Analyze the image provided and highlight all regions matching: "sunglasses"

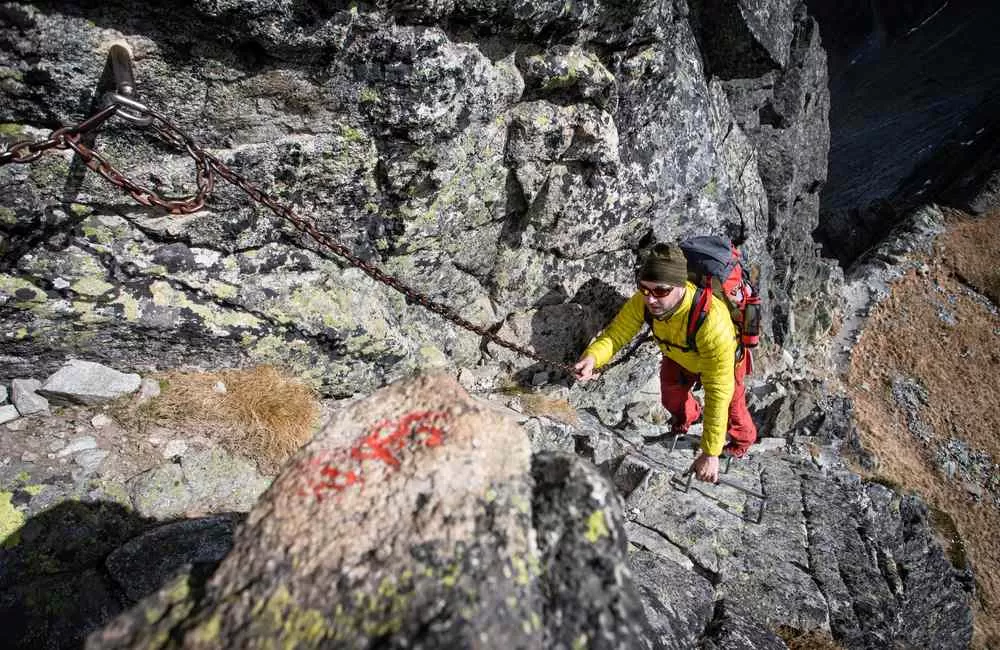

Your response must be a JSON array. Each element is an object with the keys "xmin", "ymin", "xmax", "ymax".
[{"xmin": 638, "ymin": 284, "xmax": 676, "ymax": 298}]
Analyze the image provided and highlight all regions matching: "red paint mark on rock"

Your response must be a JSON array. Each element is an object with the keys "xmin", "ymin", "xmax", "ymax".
[{"xmin": 298, "ymin": 410, "xmax": 450, "ymax": 501}]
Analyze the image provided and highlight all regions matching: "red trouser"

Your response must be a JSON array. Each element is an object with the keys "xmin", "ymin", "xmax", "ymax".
[{"xmin": 658, "ymin": 353, "xmax": 757, "ymax": 452}]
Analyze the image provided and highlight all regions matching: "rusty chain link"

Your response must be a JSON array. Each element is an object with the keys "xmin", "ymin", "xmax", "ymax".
[{"xmin": 0, "ymin": 94, "xmax": 577, "ymax": 376}]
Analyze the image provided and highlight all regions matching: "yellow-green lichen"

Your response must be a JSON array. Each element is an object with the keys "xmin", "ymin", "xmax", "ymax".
[
  {"xmin": 206, "ymin": 281, "xmax": 239, "ymax": 300},
  {"xmin": 23, "ymin": 485, "xmax": 44, "ymax": 496},
  {"xmin": 188, "ymin": 613, "xmax": 222, "ymax": 643},
  {"xmin": 572, "ymin": 633, "xmax": 589, "ymax": 650},
  {"xmin": 112, "ymin": 292, "xmax": 141, "ymax": 321},
  {"xmin": 0, "ymin": 492, "xmax": 25, "ymax": 548},
  {"xmin": 68, "ymin": 203, "xmax": 92, "ymax": 217},
  {"xmin": 584, "ymin": 509, "xmax": 609, "ymax": 543},
  {"xmin": 81, "ymin": 214, "xmax": 131, "ymax": 243},
  {"xmin": 527, "ymin": 552, "xmax": 542, "ymax": 578},
  {"xmin": 538, "ymin": 51, "xmax": 595, "ymax": 92},
  {"xmin": 703, "ymin": 177, "xmax": 718, "ymax": 198},
  {"xmin": 245, "ymin": 334, "xmax": 325, "ymax": 388},
  {"xmin": 0, "ymin": 121, "xmax": 24, "ymax": 135},
  {"xmin": 88, "ymin": 479, "xmax": 130, "ymax": 506},
  {"xmin": 441, "ymin": 562, "xmax": 461, "ymax": 588},
  {"xmin": 140, "ymin": 574, "xmax": 193, "ymax": 628},
  {"xmin": 0, "ymin": 207, "xmax": 16, "ymax": 225},
  {"xmin": 28, "ymin": 155, "xmax": 70, "ymax": 188},
  {"xmin": 340, "ymin": 124, "xmax": 364, "ymax": 142},
  {"xmin": 150, "ymin": 280, "xmax": 261, "ymax": 334},
  {"xmin": 511, "ymin": 494, "xmax": 531, "ymax": 515},
  {"xmin": 70, "ymin": 300, "xmax": 106, "ymax": 324},
  {"xmin": 14, "ymin": 327, "xmax": 29, "ymax": 340},
  {"xmin": 418, "ymin": 345, "xmax": 448, "ymax": 368},
  {"xmin": 253, "ymin": 585, "xmax": 331, "ymax": 645},
  {"xmin": 511, "ymin": 555, "xmax": 532, "ymax": 586},
  {"xmin": 71, "ymin": 276, "xmax": 114, "ymax": 297},
  {"xmin": 358, "ymin": 86, "xmax": 381, "ymax": 104},
  {"xmin": 0, "ymin": 275, "xmax": 47, "ymax": 305},
  {"xmin": 534, "ymin": 113, "xmax": 552, "ymax": 128}
]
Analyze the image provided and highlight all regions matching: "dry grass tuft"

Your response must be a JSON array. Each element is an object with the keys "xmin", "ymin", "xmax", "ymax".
[
  {"xmin": 115, "ymin": 365, "xmax": 319, "ymax": 474},
  {"xmin": 516, "ymin": 393, "xmax": 581, "ymax": 426},
  {"xmin": 776, "ymin": 626, "xmax": 845, "ymax": 650},
  {"xmin": 845, "ymin": 208, "xmax": 1000, "ymax": 649}
]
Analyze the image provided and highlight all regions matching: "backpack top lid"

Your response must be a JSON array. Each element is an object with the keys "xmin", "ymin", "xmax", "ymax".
[{"xmin": 679, "ymin": 235, "xmax": 741, "ymax": 283}]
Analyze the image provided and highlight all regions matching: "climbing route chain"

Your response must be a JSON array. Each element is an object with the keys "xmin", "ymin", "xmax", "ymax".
[{"xmin": 0, "ymin": 46, "xmax": 577, "ymax": 376}]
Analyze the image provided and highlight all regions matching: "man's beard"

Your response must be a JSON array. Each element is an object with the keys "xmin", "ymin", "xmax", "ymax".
[{"xmin": 648, "ymin": 302, "xmax": 680, "ymax": 320}]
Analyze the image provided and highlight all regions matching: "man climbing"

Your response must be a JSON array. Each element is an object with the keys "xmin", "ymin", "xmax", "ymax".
[{"xmin": 573, "ymin": 243, "xmax": 757, "ymax": 483}]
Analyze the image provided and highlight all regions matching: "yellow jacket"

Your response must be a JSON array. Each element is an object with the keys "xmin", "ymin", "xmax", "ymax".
[{"xmin": 583, "ymin": 282, "xmax": 738, "ymax": 455}]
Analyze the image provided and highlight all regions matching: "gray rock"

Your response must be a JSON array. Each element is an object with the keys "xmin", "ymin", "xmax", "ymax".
[
  {"xmin": 522, "ymin": 417, "xmax": 577, "ymax": 455},
  {"xmin": 180, "ymin": 450, "xmax": 270, "ymax": 513},
  {"xmin": 105, "ymin": 515, "xmax": 241, "ymax": 602},
  {"xmin": 128, "ymin": 463, "xmax": 192, "ymax": 519},
  {"xmin": 39, "ymin": 360, "xmax": 141, "ymax": 405},
  {"xmin": 0, "ymin": 0, "xmax": 816, "ymax": 393},
  {"xmin": 56, "ymin": 435, "xmax": 98, "ymax": 458},
  {"xmin": 128, "ymin": 449, "xmax": 269, "ymax": 519},
  {"xmin": 94, "ymin": 373, "xmax": 550, "ymax": 647},
  {"xmin": 701, "ymin": 601, "xmax": 788, "ymax": 650},
  {"xmin": 0, "ymin": 496, "xmax": 153, "ymax": 650},
  {"xmin": 1, "ymin": 569, "xmax": 129, "ymax": 650},
  {"xmin": 135, "ymin": 378, "xmax": 161, "ymax": 402},
  {"xmin": 92, "ymin": 374, "xmax": 661, "ymax": 649},
  {"xmin": 630, "ymin": 551, "xmax": 713, "ymax": 650},
  {"xmin": 10, "ymin": 379, "xmax": 49, "ymax": 416},
  {"xmin": 532, "ymin": 451, "xmax": 652, "ymax": 648},
  {"xmin": 0, "ymin": 384, "xmax": 7, "ymax": 403},
  {"xmin": 161, "ymin": 440, "xmax": 188, "ymax": 459},
  {"xmin": 90, "ymin": 413, "xmax": 113, "ymax": 428},
  {"xmin": 0, "ymin": 404, "xmax": 19, "ymax": 425},
  {"xmin": 74, "ymin": 449, "xmax": 110, "ymax": 475}
]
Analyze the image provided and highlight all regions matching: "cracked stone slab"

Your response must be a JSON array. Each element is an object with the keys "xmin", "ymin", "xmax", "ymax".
[
  {"xmin": 40, "ymin": 360, "xmax": 141, "ymax": 406},
  {"xmin": 0, "ymin": 404, "xmax": 19, "ymax": 425},
  {"xmin": 55, "ymin": 435, "xmax": 98, "ymax": 458},
  {"xmin": 11, "ymin": 378, "xmax": 50, "ymax": 416}
]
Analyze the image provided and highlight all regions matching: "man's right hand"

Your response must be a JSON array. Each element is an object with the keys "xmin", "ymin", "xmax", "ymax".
[{"xmin": 573, "ymin": 355, "xmax": 597, "ymax": 382}]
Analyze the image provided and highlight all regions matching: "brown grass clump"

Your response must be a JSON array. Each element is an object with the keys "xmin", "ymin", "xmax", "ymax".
[
  {"xmin": 845, "ymin": 208, "xmax": 1000, "ymax": 649},
  {"xmin": 517, "ymin": 393, "xmax": 581, "ymax": 426},
  {"xmin": 116, "ymin": 365, "xmax": 319, "ymax": 474},
  {"xmin": 776, "ymin": 626, "xmax": 845, "ymax": 650}
]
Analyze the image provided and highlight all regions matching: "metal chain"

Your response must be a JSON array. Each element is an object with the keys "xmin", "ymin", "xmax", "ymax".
[{"xmin": 0, "ymin": 99, "xmax": 578, "ymax": 376}]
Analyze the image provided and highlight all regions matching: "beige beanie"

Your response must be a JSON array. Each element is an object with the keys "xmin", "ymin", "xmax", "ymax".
[{"xmin": 638, "ymin": 243, "xmax": 688, "ymax": 285}]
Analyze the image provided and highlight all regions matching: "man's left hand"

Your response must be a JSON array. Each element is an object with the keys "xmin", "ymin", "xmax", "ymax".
[{"xmin": 689, "ymin": 453, "xmax": 719, "ymax": 483}]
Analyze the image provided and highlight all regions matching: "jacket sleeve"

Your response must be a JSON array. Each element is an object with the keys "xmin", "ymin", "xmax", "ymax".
[
  {"xmin": 695, "ymin": 299, "xmax": 737, "ymax": 456},
  {"xmin": 583, "ymin": 293, "xmax": 645, "ymax": 368}
]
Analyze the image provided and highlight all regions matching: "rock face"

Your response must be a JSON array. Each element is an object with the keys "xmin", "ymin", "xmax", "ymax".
[
  {"xmin": 1, "ymin": 0, "xmax": 833, "ymax": 394},
  {"xmin": 72, "ymin": 372, "xmax": 974, "ymax": 650},
  {"xmin": 87, "ymin": 372, "xmax": 650, "ymax": 649},
  {"xmin": 0, "ymin": 369, "xmax": 973, "ymax": 649}
]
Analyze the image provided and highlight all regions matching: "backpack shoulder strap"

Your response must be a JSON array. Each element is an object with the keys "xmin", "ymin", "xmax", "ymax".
[{"xmin": 686, "ymin": 287, "xmax": 710, "ymax": 352}]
